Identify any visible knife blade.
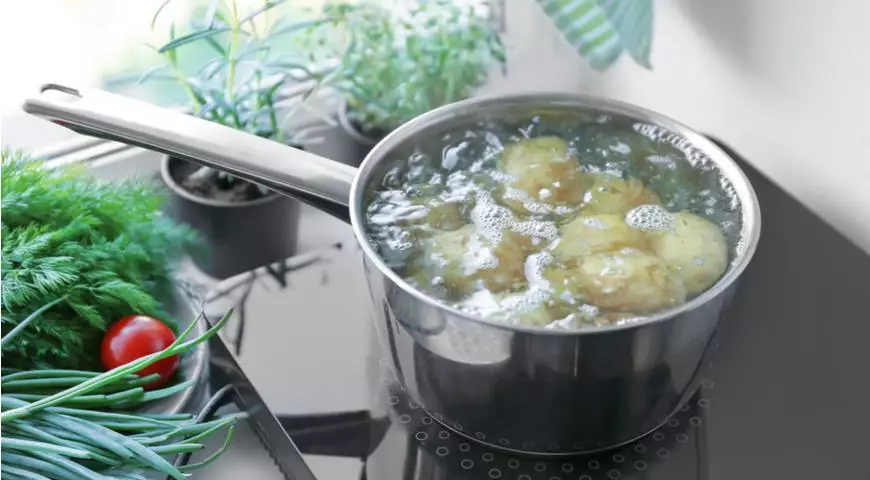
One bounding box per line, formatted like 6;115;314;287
206;322;319;480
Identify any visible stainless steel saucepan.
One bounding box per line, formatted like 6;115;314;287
24;84;761;456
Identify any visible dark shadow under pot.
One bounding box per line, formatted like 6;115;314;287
161;155;300;279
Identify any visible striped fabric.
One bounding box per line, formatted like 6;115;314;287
535;0;653;70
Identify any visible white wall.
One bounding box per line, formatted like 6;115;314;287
484;0;870;252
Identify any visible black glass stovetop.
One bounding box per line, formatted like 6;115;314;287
271;138;870;480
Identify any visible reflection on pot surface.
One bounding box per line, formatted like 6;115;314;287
365;335;712;479
371;262;726;453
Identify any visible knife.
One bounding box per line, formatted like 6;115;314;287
205;323;319;480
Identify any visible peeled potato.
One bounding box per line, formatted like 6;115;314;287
411;224;529;297
597;311;641;325
580;173;662;215
412;199;466;231
497;136;587;213
648;211;728;295
551;214;648;262
545;248;686;313
511;304;553;326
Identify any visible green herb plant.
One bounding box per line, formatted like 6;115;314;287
1;150;200;371
144;0;330;201
0;300;239;479
320;0;506;137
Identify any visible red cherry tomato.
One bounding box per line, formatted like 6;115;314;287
100;315;179;389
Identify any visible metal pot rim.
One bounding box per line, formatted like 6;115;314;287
348;91;762;336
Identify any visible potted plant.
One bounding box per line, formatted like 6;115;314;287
311;0;506;165
142;0;327;279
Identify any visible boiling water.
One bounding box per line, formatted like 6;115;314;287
364;113;743;329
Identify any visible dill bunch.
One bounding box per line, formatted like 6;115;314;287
1;149;201;371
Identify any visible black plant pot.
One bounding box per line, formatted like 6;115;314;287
160;155;300;279
319;100;385;167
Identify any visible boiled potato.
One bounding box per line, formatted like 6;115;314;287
545;248;686;313
551;213;648;262
596;311;642;326
412;199;466;231
497;136;587;213
458;290;553;326
580;173;661;215
411;224;529;297
514;305;553;327
511;304;553;326
648;211;728;295
495;290;554;326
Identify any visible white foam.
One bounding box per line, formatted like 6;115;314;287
442;141;468;170
365;121;744;330
609;142;631;155
470;191;559;245
625;204;675;233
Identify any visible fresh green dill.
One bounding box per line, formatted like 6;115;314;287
1;149;201;370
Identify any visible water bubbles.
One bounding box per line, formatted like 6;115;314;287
442;141;468;170
625;204;675;233
610;142;631;155
647;155;677;170
365;113;744;328
484;131;503;150
462;237;499;274
406;152;436;185
470;191;558;245
470;192;513;244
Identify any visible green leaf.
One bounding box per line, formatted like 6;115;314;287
32;451;109;480
1;152;198;370
1;297;65;348
0;437;90;459
136;65;172;84
600;0;653;67
198;58;227;80
203;0;222;28
0;452;81;480
235;45;270;63
264;60;316;78
238;0;288;26
151;0;174;30
535;0;653;70
158;26;231;53
0;464;53;480
268;18;326;37
166;23;179;66
179;421;237;472
204;35;227;57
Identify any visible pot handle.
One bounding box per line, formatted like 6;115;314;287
23;84;357;223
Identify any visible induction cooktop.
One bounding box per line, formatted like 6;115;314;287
276;139;870;480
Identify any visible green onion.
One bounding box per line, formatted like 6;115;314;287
0;297;66;349
1;309;230;423
1;300;238;478
31;451;110;480
0;451;82;480
0;464;53;480
1;437;91;459
179;421;238;473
